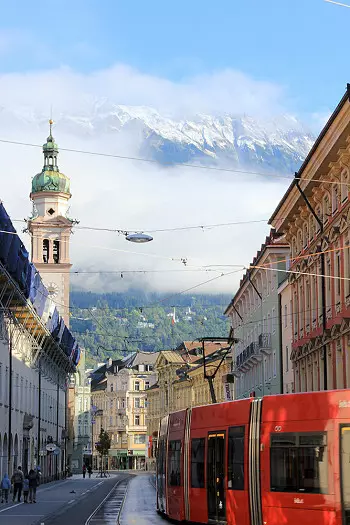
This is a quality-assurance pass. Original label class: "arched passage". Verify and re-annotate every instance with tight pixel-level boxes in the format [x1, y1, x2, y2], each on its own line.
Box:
[2, 433, 7, 476]
[14, 434, 19, 468]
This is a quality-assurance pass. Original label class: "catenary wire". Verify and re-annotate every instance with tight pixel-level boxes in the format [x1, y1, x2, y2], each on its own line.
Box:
[0, 136, 349, 187]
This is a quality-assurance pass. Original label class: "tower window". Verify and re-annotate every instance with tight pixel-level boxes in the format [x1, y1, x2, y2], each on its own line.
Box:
[43, 239, 49, 263]
[47, 208, 55, 216]
[53, 241, 60, 264]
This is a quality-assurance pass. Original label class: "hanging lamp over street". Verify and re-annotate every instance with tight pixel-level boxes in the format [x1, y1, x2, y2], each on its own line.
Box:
[125, 233, 153, 243]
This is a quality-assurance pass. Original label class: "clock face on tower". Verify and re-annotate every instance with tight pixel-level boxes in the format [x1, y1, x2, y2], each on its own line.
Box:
[47, 282, 59, 299]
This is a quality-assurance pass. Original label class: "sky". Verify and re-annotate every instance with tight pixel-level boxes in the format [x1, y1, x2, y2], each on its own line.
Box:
[0, 0, 349, 295]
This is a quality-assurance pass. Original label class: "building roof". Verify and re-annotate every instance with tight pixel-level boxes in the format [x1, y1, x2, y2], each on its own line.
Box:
[91, 351, 157, 391]
[157, 350, 184, 364]
[176, 340, 230, 362]
[31, 124, 71, 195]
[269, 86, 350, 224]
[146, 382, 159, 391]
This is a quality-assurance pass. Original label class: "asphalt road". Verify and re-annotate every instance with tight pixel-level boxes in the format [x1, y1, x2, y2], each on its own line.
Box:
[0, 474, 130, 525]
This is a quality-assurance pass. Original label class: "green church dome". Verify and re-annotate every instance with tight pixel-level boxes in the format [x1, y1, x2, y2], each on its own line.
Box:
[31, 170, 70, 194]
[31, 121, 71, 195]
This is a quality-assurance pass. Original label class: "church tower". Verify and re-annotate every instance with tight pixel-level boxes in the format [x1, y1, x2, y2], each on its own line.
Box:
[28, 121, 73, 326]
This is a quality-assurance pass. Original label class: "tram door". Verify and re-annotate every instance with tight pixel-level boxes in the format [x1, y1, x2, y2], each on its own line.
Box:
[340, 426, 350, 525]
[207, 432, 226, 522]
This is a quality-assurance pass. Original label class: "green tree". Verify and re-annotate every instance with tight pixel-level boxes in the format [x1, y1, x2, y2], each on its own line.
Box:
[95, 428, 111, 477]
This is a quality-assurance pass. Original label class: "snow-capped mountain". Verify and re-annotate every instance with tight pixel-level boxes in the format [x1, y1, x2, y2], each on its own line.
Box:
[1, 103, 315, 174]
[64, 104, 315, 173]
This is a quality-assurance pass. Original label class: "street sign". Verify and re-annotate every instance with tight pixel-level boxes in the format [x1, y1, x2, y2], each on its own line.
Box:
[53, 448, 60, 456]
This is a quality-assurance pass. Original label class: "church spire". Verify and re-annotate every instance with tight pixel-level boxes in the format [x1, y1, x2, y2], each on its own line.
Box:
[43, 119, 59, 172]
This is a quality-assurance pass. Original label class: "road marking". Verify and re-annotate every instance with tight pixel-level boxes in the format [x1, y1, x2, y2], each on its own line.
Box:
[0, 502, 22, 513]
[1, 515, 44, 517]
[68, 499, 75, 504]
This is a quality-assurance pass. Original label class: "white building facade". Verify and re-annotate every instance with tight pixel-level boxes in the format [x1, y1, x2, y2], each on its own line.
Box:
[0, 124, 77, 481]
[278, 278, 294, 393]
[225, 231, 289, 399]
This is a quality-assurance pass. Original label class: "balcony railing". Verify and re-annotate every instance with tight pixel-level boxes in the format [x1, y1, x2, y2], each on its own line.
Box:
[258, 333, 272, 355]
[235, 341, 262, 373]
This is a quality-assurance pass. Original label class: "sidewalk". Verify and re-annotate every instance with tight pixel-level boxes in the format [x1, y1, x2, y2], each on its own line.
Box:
[0, 475, 105, 525]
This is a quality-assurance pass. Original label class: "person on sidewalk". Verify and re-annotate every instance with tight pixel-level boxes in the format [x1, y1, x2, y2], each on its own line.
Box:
[87, 465, 92, 479]
[11, 466, 24, 502]
[1, 474, 11, 503]
[82, 464, 86, 479]
[23, 476, 29, 503]
[28, 469, 39, 503]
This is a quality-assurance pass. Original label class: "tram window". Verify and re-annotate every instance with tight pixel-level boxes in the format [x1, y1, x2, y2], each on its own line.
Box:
[191, 438, 205, 488]
[168, 440, 181, 486]
[270, 432, 327, 494]
[228, 426, 245, 490]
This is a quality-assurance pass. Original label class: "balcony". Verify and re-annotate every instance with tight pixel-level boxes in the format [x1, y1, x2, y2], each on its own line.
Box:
[258, 333, 272, 355]
[246, 342, 262, 366]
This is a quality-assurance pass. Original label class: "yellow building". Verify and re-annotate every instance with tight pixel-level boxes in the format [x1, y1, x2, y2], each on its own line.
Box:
[91, 352, 157, 471]
[146, 342, 233, 470]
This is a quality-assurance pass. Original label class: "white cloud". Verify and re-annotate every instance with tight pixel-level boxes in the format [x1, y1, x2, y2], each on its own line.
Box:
[0, 64, 292, 296]
[0, 64, 287, 118]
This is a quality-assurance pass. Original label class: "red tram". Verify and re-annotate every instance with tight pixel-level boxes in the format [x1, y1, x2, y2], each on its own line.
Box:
[156, 390, 350, 525]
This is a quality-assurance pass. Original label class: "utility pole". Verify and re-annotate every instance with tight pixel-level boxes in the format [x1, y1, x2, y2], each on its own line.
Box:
[199, 336, 238, 404]
[37, 362, 41, 467]
[55, 374, 59, 479]
[8, 326, 12, 475]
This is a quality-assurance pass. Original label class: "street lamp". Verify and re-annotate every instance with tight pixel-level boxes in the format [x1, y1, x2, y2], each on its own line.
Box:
[125, 233, 153, 243]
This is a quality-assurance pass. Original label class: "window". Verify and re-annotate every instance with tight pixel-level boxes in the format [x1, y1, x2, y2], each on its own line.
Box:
[190, 438, 205, 488]
[134, 434, 146, 444]
[228, 426, 245, 490]
[168, 440, 181, 486]
[134, 381, 140, 391]
[336, 252, 341, 297]
[134, 415, 140, 426]
[134, 398, 140, 408]
[284, 304, 287, 328]
[110, 384, 114, 392]
[43, 239, 49, 263]
[145, 381, 150, 390]
[270, 432, 327, 494]
[273, 351, 277, 378]
[272, 308, 276, 334]
[285, 346, 289, 372]
[53, 240, 60, 264]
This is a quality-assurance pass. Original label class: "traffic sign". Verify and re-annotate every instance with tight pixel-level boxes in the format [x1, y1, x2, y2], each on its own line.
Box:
[46, 444, 57, 452]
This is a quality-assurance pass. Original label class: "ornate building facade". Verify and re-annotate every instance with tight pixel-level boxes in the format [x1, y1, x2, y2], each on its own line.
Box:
[28, 121, 73, 326]
[91, 352, 157, 471]
[225, 231, 289, 399]
[145, 342, 232, 471]
[270, 86, 350, 392]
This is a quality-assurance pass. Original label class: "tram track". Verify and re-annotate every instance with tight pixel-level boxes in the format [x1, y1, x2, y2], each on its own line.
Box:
[85, 474, 133, 525]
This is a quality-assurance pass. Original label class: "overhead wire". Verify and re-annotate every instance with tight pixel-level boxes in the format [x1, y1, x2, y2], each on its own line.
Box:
[1, 136, 350, 188]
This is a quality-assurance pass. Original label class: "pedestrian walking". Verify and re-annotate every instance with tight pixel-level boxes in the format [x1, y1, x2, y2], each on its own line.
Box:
[87, 465, 92, 479]
[28, 469, 39, 503]
[82, 464, 86, 479]
[23, 477, 29, 503]
[1, 474, 11, 503]
[11, 466, 24, 502]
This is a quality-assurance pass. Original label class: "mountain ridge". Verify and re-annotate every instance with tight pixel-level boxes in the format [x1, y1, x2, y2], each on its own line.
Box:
[0, 103, 315, 173]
